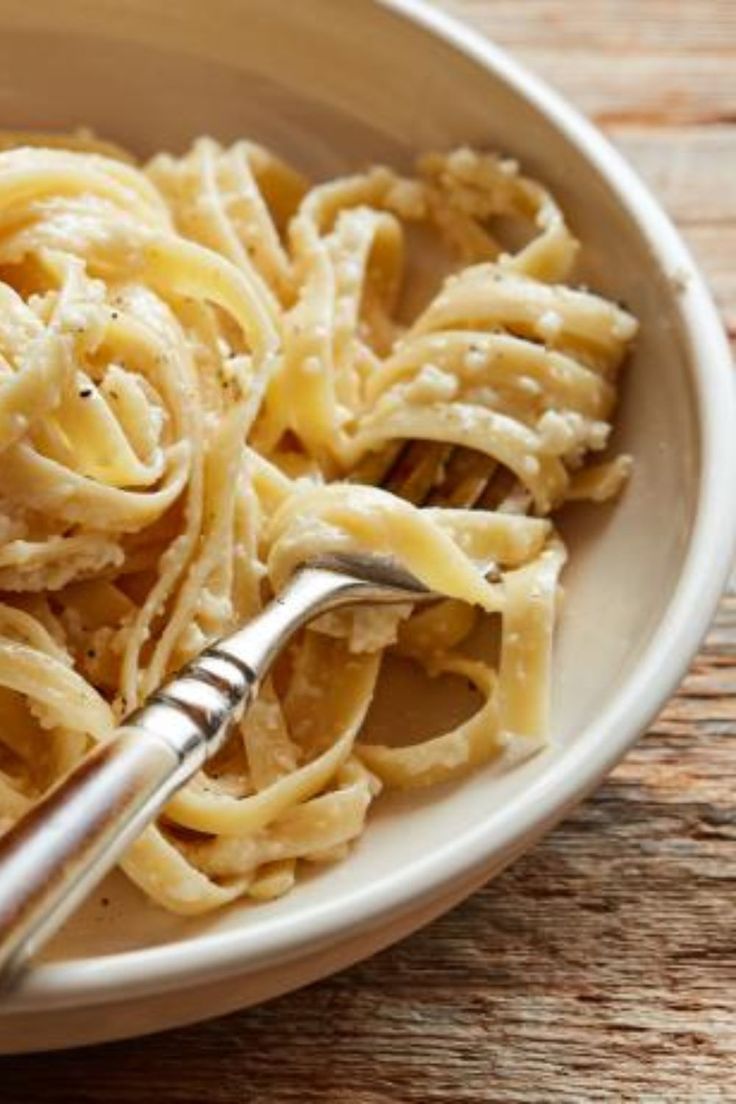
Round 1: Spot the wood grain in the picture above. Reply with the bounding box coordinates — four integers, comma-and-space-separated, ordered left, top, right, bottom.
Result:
3, 1, 735, 1099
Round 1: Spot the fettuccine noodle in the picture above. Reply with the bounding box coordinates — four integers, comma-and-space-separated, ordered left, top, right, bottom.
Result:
0, 136, 636, 914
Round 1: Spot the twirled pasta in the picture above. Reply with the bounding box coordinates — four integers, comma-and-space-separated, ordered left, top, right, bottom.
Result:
0, 136, 636, 914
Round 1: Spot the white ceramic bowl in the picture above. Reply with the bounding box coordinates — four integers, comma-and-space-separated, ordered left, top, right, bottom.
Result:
1, 0, 734, 1053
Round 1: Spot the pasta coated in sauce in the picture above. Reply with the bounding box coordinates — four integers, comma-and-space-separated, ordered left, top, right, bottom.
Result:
0, 135, 636, 913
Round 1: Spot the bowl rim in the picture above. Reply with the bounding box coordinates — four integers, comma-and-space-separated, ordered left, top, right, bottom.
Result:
5, 0, 736, 1013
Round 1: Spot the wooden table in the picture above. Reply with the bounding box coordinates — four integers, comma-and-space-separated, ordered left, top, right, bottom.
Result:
5, 2, 736, 1099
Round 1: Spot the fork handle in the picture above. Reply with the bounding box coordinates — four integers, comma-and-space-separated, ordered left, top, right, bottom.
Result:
0, 566, 373, 984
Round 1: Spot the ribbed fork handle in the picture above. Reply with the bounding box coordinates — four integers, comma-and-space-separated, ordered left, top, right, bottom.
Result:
0, 566, 374, 986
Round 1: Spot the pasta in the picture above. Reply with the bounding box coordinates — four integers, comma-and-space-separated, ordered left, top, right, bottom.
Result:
0, 134, 636, 915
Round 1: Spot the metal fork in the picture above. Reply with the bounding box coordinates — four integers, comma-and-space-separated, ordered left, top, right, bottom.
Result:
0, 442, 515, 983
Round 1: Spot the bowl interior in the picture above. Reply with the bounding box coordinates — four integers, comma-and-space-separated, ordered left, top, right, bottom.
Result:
0, 1, 700, 967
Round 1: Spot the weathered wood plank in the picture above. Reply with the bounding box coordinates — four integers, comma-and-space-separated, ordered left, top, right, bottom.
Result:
611, 127, 736, 225
442, 0, 736, 54
441, 1, 736, 125
520, 51, 736, 126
